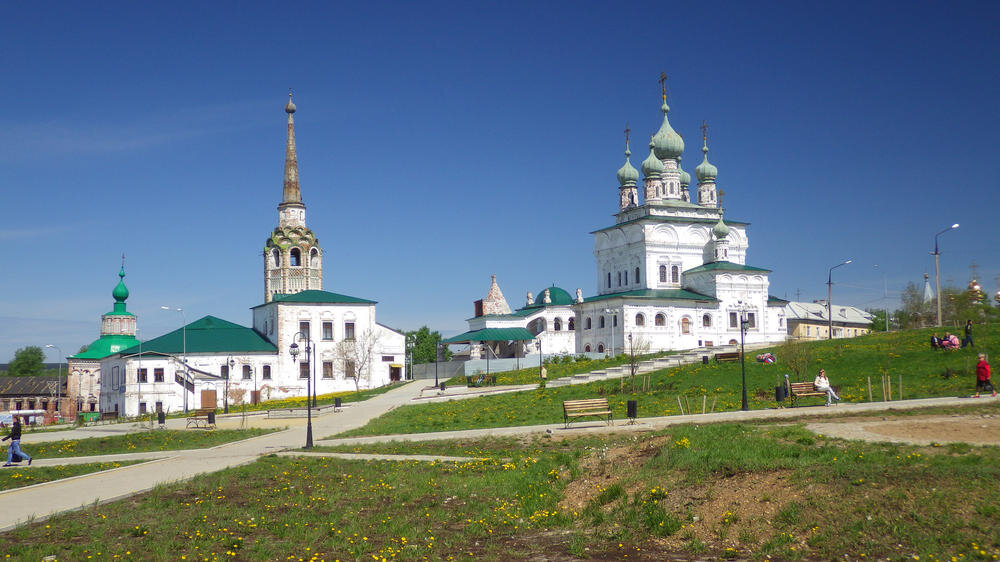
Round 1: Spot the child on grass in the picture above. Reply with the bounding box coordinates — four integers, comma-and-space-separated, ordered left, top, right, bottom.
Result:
974, 353, 995, 398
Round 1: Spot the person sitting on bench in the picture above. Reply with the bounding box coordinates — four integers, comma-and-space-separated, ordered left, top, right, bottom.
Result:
813, 369, 840, 406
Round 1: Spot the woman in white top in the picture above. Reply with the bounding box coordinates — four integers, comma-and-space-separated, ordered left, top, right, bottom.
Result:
813, 369, 840, 406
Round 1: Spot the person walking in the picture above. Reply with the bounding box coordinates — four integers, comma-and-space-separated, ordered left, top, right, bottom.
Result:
962, 320, 974, 348
2, 417, 32, 467
814, 369, 841, 406
974, 353, 995, 398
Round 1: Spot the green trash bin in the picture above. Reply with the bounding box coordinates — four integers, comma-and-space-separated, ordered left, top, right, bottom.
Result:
79, 412, 100, 423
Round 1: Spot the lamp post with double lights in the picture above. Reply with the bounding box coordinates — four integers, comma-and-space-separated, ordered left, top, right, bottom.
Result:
932, 223, 960, 326
160, 306, 188, 412
289, 333, 314, 449
44, 344, 63, 417
737, 303, 750, 411
827, 260, 853, 340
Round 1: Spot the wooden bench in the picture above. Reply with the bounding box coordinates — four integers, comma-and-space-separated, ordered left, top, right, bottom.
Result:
186, 408, 216, 429
98, 411, 119, 424
786, 382, 828, 406
714, 352, 742, 363
562, 398, 613, 429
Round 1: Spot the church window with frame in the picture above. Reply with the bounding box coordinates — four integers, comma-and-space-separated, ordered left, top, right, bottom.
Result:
703, 314, 712, 328
655, 313, 666, 326
671, 266, 679, 283
584, 344, 591, 352
322, 322, 333, 340
624, 271, 628, 285
243, 365, 252, 380
607, 272, 612, 288
299, 362, 310, 379
597, 344, 605, 353
635, 313, 645, 326
553, 318, 562, 331
345, 360, 356, 379
635, 267, 640, 284
299, 321, 310, 341
262, 365, 272, 380
618, 272, 622, 287
681, 317, 691, 334
613, 315, 618, 327
344, 322, 355, 341
659, 265, 667, 283
729, 312, 738, 328
747, 312, 757, 329
138, 368, 147, 383
271, 249, 281, 267
290, 248, 302, 267
154, 368, 164, 382
568, 317, 575, 331
585, 317, 592, 330
599, 316, 606, 329
322, 361, 333, 379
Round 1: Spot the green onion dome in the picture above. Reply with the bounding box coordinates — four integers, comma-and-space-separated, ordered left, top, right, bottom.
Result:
616, 146, 639, 187
652, 102, 684, 160
695, 139, 718, 182
677, 155, 691, 187
641, 140, 664, 178
712, 215, 730, 239
112, 266, 129, 302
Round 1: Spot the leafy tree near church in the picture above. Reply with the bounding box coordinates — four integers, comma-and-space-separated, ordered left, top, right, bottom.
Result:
8, 345, 45, 376
405, 326, 452, 364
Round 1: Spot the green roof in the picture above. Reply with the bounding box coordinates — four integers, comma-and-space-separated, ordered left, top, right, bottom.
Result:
520, 286, 574, 310
683, 261, 771, 274
253, 290, 376, 308
767, 295, 790, 305
583, 289, 718, 303
593, 214, 748, 234
118, 316, 277, 356
441, 327, 536, 344
71, 334, 141, 360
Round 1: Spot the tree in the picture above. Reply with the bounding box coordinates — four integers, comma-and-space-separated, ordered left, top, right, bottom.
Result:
867, 309, 890, 332
77, 344, 90, 354
405, 326, 452, 364
8, 346, 45, 377
898, 282, 932, 329
335, 329, 382, 392
779, 338, 813, 382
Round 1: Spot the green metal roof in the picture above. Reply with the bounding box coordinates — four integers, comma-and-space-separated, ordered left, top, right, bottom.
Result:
593, 214, 748, 234
441, 327, 536, 344
252, 290, 376, 308
520, 286, 575, 310
683, 261, 771, 274
118, 316, 277, 356
583, 289, 718, 303
767, 295, 790, 305
71, 334, 141, 360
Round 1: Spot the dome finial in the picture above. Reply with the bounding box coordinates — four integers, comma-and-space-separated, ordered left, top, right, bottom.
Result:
285, 88, 296, 114
112, 257, 130, 306
658, 71, 668, 104
652, 72, 684, 160
616, 123, 639, 187
624, 122, 631, 157
695, 119, 718, 182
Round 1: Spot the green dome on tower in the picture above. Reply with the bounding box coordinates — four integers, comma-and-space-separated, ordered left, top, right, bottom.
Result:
695, 139, 718, 182
677, 155, 691, 186
712, 215, 730, 239
652, 102, 684, 160
616, 147, 639, 187
112, 266, 129, 302
641, 140, 664, 178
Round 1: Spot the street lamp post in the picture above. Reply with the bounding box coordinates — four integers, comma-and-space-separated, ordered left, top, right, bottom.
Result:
405, 335, 414, 381
827, 260, 853, 339
289, 333, 313, 449
536, 339, 543, 384
932, 223, 960, 326
161, 306, 188, 412
737, 304, 749, 411
434, 343, 441, 387
628, 333, 635, 378
874, 264, 890, 332
225, 356, 234, 414
45, 344, 63, 418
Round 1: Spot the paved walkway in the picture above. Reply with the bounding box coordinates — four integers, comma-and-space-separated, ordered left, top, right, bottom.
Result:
1, 381, 995, 533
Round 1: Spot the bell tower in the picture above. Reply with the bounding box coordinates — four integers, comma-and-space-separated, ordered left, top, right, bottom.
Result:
264, 91, 323, 302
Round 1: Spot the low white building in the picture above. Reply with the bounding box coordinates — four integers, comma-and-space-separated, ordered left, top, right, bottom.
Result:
99, 95, 404, 416
784, 301, 873, 340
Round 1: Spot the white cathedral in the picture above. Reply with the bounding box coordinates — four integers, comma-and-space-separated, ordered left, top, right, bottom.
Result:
454, 86, 788, 358
98, 95, 405, 416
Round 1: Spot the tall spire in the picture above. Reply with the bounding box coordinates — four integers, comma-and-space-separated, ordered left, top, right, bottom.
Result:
281, 89, 302, 206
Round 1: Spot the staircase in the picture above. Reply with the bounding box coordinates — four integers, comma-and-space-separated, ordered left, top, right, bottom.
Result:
544, 343, 771, 388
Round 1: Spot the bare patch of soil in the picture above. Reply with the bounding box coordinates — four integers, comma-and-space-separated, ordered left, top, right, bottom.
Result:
558, 435, 672, 511
808, 413, 1000, 446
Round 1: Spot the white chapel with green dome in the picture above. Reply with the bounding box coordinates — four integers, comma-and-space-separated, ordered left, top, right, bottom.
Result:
98, 95, 405, 416
455, 81, 788, 358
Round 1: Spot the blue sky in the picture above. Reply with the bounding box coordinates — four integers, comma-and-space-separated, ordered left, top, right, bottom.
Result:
2, 1, 998, 362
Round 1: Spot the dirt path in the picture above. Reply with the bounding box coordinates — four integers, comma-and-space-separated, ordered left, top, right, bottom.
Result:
807, 413, 1000, 446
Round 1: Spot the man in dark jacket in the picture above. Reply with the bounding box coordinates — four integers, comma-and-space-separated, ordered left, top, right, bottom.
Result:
962, 320, 974, 348
2, 418, 32, 466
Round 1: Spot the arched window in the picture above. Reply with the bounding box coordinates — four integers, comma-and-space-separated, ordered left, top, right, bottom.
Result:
242, 365, 252, 380
585, 317, 592, 330
584, 344, 591, 352
625, 271, 628, 285
599, 316, 606, 329
635, 313, 645, 326
553, 318, 562, 331
635, 267, 640, 284
618, 272, 622, 287
681, 317, 691, 334
290, 248, 301, 267
310, 248, 319, 267
568, 317, 575, 331
597, 344, 605, 353
607, 272, 612, 288
729, 339, 738, 345
655, 313, 666, 326
671, 266, 679, 283
659, 265, 667, 283
703, 314, 712, 327
271, 249, 281, 267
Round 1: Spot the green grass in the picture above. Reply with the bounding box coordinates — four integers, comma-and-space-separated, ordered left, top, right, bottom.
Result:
24, 428, 277, 459
233, 381, 406, 413
447, 350, 676, 386
4, 413, 1000, 560
337, 325, 999, 436
0, 461, 145, 491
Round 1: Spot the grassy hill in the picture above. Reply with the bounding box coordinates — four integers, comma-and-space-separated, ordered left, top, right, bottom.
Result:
339, 325, 997, 436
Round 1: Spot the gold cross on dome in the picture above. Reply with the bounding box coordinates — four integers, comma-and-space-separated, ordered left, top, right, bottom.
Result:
701, 120, 709, 142
624, 123, 631, 150
658, 71, 667, 99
